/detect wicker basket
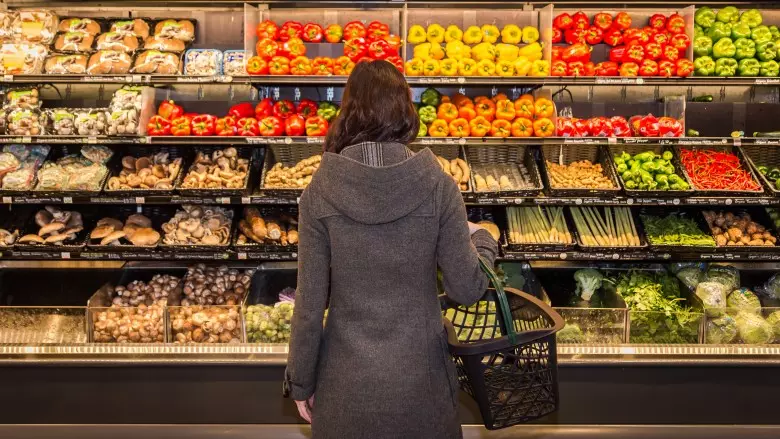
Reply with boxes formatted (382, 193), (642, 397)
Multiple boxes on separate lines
(465, 145), (543, 197)
(102, 146), (187, 197)
(410, 144), (471, 192)
(607, 144), (694, 197)
(540, 144), (621, 197)
(175, 146), (257, 197)
(674, 145), (764, 196)
(258, 144), (323, 198)
(740, 144), (780, 196)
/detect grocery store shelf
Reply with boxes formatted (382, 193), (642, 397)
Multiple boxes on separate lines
(1, 248), (297, 262)
(502, 249), (780, 262)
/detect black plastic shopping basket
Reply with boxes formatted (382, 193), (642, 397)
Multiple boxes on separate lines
(440, 257), (565, 430)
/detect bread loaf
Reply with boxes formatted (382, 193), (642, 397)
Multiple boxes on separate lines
(110, 19), (150, 39)
(87, 50), (132, 74)
(131, 50), (180, 74)
(143, 36), (185, 52)
(58, 18), (101, 36)
(96, 32), (140, 52)
(54, 32), (94, 53)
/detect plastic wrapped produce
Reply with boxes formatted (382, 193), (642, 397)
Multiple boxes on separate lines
(695, 281), (729, 317)
(184, 49), (221, 76)
(222, 50), (245, 76)
(2, 145), (48, 190)
(5, 87), (40, 108)
(12, 10), (58, 44)
(6, 107), (44, 136)
(706, 315), (738, 344)
(756, 273), (780, 302)
(58, 17), (101, 36)
(35, 153), (107, 191)
(765, 311), (780, 340)
(109, 86), (143, 111)
(109, 18), (150, 39)
(735, 311), (774, 344)
(0, 11), (14, 41)
(704, 265), (740, 292)
(131, 50), (180, 74)
(74, 108), (107, 136)
(53, 32), (94, 53)
(81, 145), (112, 164)
(106, 108), (138, 135)
(0, 43), (47, 74)
(95, 32), (139, 52)
(86, 50), (132, 75)
(44, 53), (88, 74)
(46, 108), (76, 135)
(143, 36), (185, 52)
(727, 288), (762, 314)
(676, 266), (703, 291)
(153, 19), (195, 41)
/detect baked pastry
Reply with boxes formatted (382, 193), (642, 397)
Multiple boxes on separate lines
(109, 18), (150, 39)
(58, 18), (101, 36)
(44, 53), (88, 74)
(153, 19), (195, 41)
(54, 32), (94, 53)
(96, 32), (140, 52)
(143, 36), (185, 52)
(87, 50), (132, 75)
(131, 50), (180, 74)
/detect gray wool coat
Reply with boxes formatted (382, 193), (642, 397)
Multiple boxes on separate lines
(287, 142), (498, 439)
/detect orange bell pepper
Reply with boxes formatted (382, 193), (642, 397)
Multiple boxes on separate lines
(451, 93), (468, 106)
(514, 96), (535, 119)
(440, 96), (451, 104)
(533, 117), (555, 137)
(456, 97), (474, 109)
(492, 92), (509, 103)
(511, 118), (534, 137)
(448, 118), (470, 137)
(490, 119), (511, 137)
(495, 99), (516, 121)
(437, 103), (459, 123)
(458, 106), (476, 121)
(534, 98), (555, 119)
(476, 99), (496, 122)
(474, 95), (490, 104)
(518, 93), (534, 102)
(428, 119), (449, 137)
(469, 116), (491, 137)
(290, 56), (312, 75)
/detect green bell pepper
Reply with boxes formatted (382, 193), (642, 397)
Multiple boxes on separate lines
(734, 38), (756, 59)
(695, 7), (717, 29)
(694, 25), (704, 39)
(760, 60), (779, 77)
(716, 6), (740, 24)
(417, 105), (437, 124)
(420, 88), (441, 107)
(758, 41), (777, 61)
(715, 58), (738, 76)
(752, 25), (773, 45)
(694, 56), (716, 76)
(713, 37), (736, 58)
(417, 120), (428, 137)
(694, 36), (713, 57)
(739, 9), (763, 29)
(316, 101), (338, 122)
(770, 25), (780, 41)
(707, 22), (732, 43)
(738, 58), (761, 76)
(731, 22), (752, 40)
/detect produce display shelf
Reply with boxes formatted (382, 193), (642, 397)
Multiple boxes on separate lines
(2, 249), (297, 261)
(501, 249), (780, 262)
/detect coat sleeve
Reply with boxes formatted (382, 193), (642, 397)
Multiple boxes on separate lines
(286, 190), (330, 401)
(436, 179), (497, 306)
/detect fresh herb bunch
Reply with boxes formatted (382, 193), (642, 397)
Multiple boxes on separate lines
(641, 213), (716, 246)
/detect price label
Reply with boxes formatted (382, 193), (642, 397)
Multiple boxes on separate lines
(575, 198), (583, 205)
(755, 139), (780, 145)
(608, 137), (617, 144)
(219, 197), (230, 204)
(131, 75), (143, 83)
(673, 198), (680, 205)
(626, 198), (634, 205)
(237, 252), (247, 260)
(246, 137), (265, 144)
(595, 77), (637, 85)
(756, 78), (780, 85)
(241, 197), (251, 204)
(725, 198), (733, 205)
(296, 197), (301, 204)
(733, 138), (742, 147)
(86, 136), (98, 144)
(63, 197), (73, 204)
(559, 253), (568, 260)
(306, 137), (322, 144)
(2, 75), (12, 82)
(61, 252), (71, 259)
(20, 136), (31, 143)
(1, 197), (11, 204)
(135, 197), (145, 204)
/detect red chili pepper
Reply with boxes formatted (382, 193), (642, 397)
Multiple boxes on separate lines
(146, 115), (171, 136)
(191, 114), (216, 136)
(237, 117), (261, 136)
(273, 100), (296, 119)
(302, 23), (323, 43)
(296, 99), (318, 119)
(228, 102), (255, 119)
(279, 21), (303, 42)
(215, 116), (236, 136)
(366, 21), (390, 42)
(284, 114), (305, 136)
(680, 149), (761, 191)
(343, 21), (367, 40)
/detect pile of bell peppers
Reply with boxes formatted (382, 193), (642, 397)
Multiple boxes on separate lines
(248, 19), (402, 76)
(694, 7), (780, 77)
(552, 11), (693, 77)
(557, 114), (683, 137)
(146, 99), (339, 137)
(416, 87), (555, 138)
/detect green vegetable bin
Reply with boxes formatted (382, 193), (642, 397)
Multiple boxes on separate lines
(741, 144), (780, 196)
(608, 144), (695, 198)
(639, 207), (718, 253)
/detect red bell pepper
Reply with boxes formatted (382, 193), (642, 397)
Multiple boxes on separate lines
(282, 37), (307, 58)
(588, 117), (614, 136)
(237, 117), (260, 136)
(619, 62), (639, 77)
(368, 39), (395, 60)
(662, 44), (680, 63)
(273, 100), (296, 119)
(296, 99), (318, 119)
(305, 116), (328, 137)
(171, 116), (191, 136)
(562, 43), (591, 63)
(573, 118), (589, 136)
(625, 29), (650, 46)
(279, 21), (303, 42)
(603, 27), (623, 46)
(333, 56), (355, 75)
(344, 21), (367, 40)
(567, 61), (586, 76)
(652, 32), (669, 46)
(255, 98), (274, 119)
(670, 33), (690, 52)
(644, 42), (662, 60)
(302, 23), (323, 43)
(228, 102), (255, 119)
(593, 13), (613, 31)
(594, 61), (619, 76)
(564, 28), (587, 45)
(146, 115), (171, 136)
(269, 56), (290, 75)
(639, 59), (659, 76)
(385, 55), (403, 73)
(610, 116), (631, 137)
(649, 14), (667, 31)
(344, 37), (368, 61)
(259, 116), (284, 136)
(556, 118), (578, 137)
(639, 115), (660, 137)
(367, 21), (390, 42)
(551, 60), (568, 76)
(290, 56), (312, 75)
(552, 28), (562, 43)
(585, 26), (603, 45)
(571, 11), (590, 30)
(623, 44), (645, 63)
(584, 62), (595, 76)
(658, 60), (675, 77)
(256, 20), (279, 41)
(551, 46), (564, 62)
(312, 57), (334, 75)
(613, 12), (632, 30)
(284, 114), (305, 136)
(384, 34), (401, 53)
(676, 58), (693, 77)
(658, 116), (683, 137)
(191, 114), (216, 136)
(246, 56), (269, 75)
(325, 24), (343, 43)
(215, 116), (236, 136)
(157, 100), (183, 120)
(666, 14), (686, 35)
(553, 13), (573, 30)
(255, 38), (279, 60)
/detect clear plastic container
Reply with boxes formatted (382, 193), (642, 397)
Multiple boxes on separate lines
(554, 307), (628, 344)
(168, 305), (244, 344)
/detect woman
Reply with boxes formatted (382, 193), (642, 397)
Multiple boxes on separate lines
(286, 60), (498, 439)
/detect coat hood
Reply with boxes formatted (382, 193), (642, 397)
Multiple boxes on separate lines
(312, 147), (442, 225)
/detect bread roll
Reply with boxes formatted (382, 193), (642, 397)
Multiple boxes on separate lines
(44, 53), (87, 74)
(131, 50), (180, 74)
(54, 32), (94, 53)
(143, 36), (185, 52)
(154, 19), (195, 41)
(87, 50), (132, 74)
(110, 19), (150, 39)
(96, 32), (140, 52)
(59, 18), (101, 36)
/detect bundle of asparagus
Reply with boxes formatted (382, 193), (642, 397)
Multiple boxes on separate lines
(506, 206), (572, 245)
(571, 207), (640, 247)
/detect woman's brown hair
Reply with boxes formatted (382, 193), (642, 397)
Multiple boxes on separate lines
(324, 60), (419, 153)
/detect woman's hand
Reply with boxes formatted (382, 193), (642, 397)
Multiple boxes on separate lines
(295, 395), (315, 423)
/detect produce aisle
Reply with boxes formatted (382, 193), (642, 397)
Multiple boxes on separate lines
(4, 1), (780, 437)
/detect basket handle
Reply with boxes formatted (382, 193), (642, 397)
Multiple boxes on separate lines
(478, 255), (518, 345)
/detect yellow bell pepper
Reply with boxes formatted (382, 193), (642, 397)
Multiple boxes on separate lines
(408, 25), (427, 44)
(496, 60), (514, 77)
(528, 59), (550, 77)
(496, 43), (519, 62)
(440, 58), (458, 76)
(426, 24), (445, 44)
(476, 59), (496, 76)
(513, 56), (532, 76)
(518, 42), (543, 62)
(522, 26), (540, 44)
(423, 59), (441, 76)
(463, 25), (482, 44)
(458, 58), (477, 76)
(472, 42), (496, 61)
(500, 24), (522, 44)
(445, 40), (470, 60)
(481, 24), (500, 44)
(413, 43), (432, 60)
(444, 25), (463, 43)
(430, 43), (445, 60)
(405, 57), (424, 76)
